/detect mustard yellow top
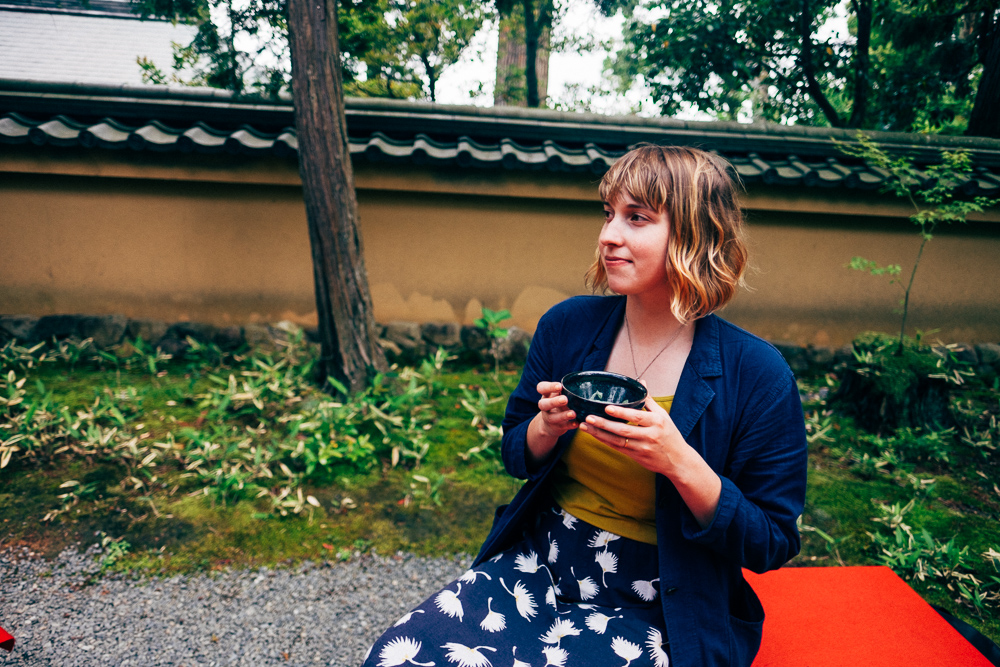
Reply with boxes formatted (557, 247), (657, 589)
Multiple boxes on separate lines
(549, 396), (673, 545)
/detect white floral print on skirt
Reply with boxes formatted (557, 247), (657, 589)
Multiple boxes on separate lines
(361, 502), (669, 667)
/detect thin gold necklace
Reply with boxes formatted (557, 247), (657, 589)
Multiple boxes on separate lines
(624, 313), (686, 380)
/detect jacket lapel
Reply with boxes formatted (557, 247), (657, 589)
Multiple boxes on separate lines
(581, 296), (626, 371)
(670, 315), (721, 440)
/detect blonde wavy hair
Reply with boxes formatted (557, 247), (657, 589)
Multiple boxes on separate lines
(586, 144), (748, 324)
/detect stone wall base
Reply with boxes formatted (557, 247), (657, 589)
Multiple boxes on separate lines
(2, 313), (998, 376)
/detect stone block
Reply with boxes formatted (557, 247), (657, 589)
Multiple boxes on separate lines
(77, 314), (128, 349)
(975, 343), (1000, 367)
(243, 324), (274, 349)
(157, 336), (190, 358)
(126, 319), (169, 346)
(0, 315), (40, 343)
(833, 345), (855, 366)
(421, 322), (461, 348)
(384, 321), (424, 352)
(806, 346), (834, 367)
(377, 338), (403, 358)
(770, 341), (809, 374)
(460, 325), (490, 353)
(213, 326), (245, 351)
(269, 320), (304, 344)
(33, 314), (83, 342)
(950, 344), (978, 366)
(166, 322), (218, 344)
(494, 326), (531, 364)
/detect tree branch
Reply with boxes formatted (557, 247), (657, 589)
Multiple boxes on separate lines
(799, 0), (844, 127)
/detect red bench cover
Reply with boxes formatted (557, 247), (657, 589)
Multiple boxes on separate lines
(747, 565), (992, 667)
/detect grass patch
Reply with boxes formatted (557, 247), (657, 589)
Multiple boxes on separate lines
(2, 336), (999, 644)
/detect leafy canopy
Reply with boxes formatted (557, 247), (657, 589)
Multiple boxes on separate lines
(614, 0), (993, 133)
(131, 0), (487, 100)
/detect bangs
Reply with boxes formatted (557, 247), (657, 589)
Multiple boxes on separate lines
(588, 144), (748, 323)
(598, 149), (672, 212)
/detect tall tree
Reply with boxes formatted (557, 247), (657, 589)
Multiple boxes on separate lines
(494, 8), (550, 106)
(966, 6), (1000, 137)
(493, 0), (623, 108)
(494, 0), (553, 106)
(286, 0), (388, 392)
(614, 0), (998, 134)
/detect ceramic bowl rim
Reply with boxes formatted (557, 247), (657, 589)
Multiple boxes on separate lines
(560, 370), (648, 406)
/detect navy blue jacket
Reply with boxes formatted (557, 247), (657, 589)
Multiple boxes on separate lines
(473, 295), (808, 667)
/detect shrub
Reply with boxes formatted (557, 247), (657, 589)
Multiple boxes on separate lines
(835, 332), (972, 431)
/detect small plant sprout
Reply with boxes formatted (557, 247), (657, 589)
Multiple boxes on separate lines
(840, 134), (998, 354)
(475, 306), (513, 382)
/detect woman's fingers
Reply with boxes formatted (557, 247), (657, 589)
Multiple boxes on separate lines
(582, 413), (634, 438)
(536, 381), (562, 396)
(579, 419), (631, 450)
(603, 404), (651, 425)
(538, 394), (569, 412)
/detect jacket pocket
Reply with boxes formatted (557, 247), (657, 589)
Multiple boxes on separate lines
(727, 579), (765, 667)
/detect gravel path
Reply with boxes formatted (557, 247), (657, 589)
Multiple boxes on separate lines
(0, 545), (470, 667)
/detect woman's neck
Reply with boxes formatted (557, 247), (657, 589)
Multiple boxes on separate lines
(624, 292), (682, 343)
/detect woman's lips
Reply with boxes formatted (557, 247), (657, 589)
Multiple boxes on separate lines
(604, 256), (631, 266)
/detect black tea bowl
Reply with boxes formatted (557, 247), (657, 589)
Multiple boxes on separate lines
(561, 370), (648, 424)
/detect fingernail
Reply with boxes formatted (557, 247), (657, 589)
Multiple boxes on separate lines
(579, 423), (588, 431)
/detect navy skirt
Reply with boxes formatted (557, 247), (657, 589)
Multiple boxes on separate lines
(361, 502), (669, 667)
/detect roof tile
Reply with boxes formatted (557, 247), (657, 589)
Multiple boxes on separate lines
(2, 110), (1000, 196)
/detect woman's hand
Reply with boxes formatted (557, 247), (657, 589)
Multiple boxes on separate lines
(535, 381), (579, 438)
(579, 394), (722, 528)
(525, 381), (578, 466)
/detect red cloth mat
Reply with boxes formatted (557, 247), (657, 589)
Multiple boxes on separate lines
(0, 626), (13, 652)
(747, 565), (992, 667)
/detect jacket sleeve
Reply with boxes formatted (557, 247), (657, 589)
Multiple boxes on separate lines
(500, 309), (559, 481)
(679, 371), (808, 573)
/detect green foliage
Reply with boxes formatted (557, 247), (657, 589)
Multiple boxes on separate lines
(0, 329), (465, 520)
(836, 137), (996, 430)
(475, 306), (513, 381)
(858, 426), (957, 465)
(614, 0), (992, 132)
(458, 384), (504, 461)
(129, 0), (486, 101)
(98, 532), (133, 571)
(474, 307), (512, 339)
(868, 499), (1000, 615)
(836, 332), (973, 431)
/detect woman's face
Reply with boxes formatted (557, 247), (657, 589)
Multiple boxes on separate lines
(600, 194), (671, 297)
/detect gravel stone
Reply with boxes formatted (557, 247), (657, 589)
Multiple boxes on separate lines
(0, 545), (469, 667)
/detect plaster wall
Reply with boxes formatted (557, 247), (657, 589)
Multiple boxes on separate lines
(1, 156), (998, 346)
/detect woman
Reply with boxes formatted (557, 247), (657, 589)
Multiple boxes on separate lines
(362, 145), (807, 667)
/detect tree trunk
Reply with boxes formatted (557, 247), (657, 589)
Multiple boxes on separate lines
(286, 0), (388, 394)
(494, 7), (550, 106)
(847, 0), (872, 128)
(523, 0), (541, 107)
(968, 13), (1000, 138)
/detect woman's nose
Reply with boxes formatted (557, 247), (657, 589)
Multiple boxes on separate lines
(600, 215), (624, 246)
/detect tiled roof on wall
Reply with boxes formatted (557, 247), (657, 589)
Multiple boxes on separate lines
(4, 80), (1000, 195)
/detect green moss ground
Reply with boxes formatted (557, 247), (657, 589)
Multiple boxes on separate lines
(2, 353), (998, 645)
